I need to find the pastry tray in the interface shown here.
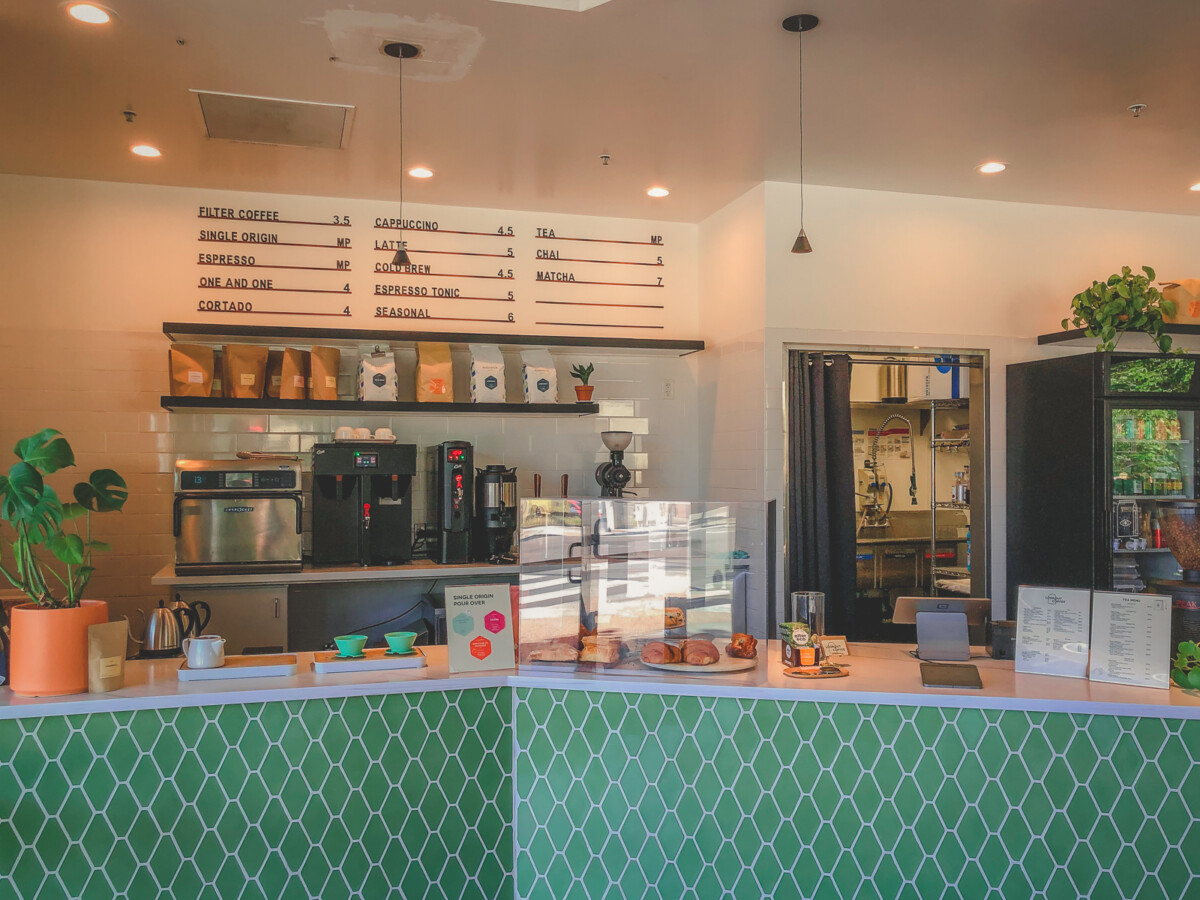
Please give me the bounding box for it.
[312,647,426,673]
[332,437,397,444]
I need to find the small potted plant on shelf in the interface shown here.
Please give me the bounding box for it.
[0,430,128,696]
[1062,265,1180,354]
[570,363,596,403]
[1171,641,1200,691]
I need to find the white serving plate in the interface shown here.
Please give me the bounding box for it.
[311,647,427,673]
[639,655,759,675]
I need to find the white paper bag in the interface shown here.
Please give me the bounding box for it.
[521,349,558,404]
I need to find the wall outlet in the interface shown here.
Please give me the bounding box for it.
[662,379,675,400]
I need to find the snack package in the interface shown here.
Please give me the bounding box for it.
[280,348,310,400]
[168,344,214,397]
[521,349,558,403]
[358,352,398,401]
[309,346,341,400]
[468,344,506,403]
[222,345,269,399]
[416,342,454,403]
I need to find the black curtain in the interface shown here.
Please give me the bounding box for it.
[787,351,858,636]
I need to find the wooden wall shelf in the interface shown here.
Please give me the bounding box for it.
[160,397,599,416]
[163,322,704,356]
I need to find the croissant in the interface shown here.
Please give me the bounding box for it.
[680,639,720,666]
[641,641,682,664]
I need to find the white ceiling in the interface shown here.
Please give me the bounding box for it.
[2,0,1200,223]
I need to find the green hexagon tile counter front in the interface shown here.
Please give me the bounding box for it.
[3,683,1200,899]
[0,689,514,900]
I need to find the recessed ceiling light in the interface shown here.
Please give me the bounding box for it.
[977,161,1006,174]
[647,187,669,198]
[131,144,161,158]
[66,3,113,24]
[408,166,433,179]
[1190,183,1200,192]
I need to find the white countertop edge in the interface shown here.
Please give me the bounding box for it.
[150,562,521,586]
[503,674,1200,721]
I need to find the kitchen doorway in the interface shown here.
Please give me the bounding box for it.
[786,349,989,642]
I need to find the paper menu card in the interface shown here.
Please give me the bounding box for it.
[1087,591,1172,689]
[446,584,516,674]
[1015,586,1092,679]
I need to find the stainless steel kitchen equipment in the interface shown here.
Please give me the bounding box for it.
[174,459,304,575]
[128,599,196,658]
[473,464,518,563]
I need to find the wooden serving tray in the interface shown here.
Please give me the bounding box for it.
[178,654,298,682]
[311,647,427,673]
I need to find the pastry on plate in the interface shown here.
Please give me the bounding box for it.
[680,639,720,666]
[664,607,685,629]
[579,636,621,665]
[726,633,758,659]
[640,641,683,664]
[527,644,580,662]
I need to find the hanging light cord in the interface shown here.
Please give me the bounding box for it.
[398,50,405,246]
[798,24,805,229]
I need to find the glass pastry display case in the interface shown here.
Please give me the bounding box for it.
[517,499,770,675]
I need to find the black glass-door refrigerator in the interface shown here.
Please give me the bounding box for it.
[1006,353,1200,614]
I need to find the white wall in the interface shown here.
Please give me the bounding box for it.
[0,174,701,620]
[701,180,1200,614]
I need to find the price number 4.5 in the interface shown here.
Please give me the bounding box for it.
[497,268,514,278]
[496,225,515,236]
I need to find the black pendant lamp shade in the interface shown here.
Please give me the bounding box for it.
[784,15,818,254]
[384,41,420,271]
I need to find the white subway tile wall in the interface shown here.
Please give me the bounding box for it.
[0,329,698,620]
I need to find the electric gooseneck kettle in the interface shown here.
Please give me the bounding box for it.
[127,599,196,658]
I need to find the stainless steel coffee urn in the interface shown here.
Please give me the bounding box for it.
[473,465,518,563]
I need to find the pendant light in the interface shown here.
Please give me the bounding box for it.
[783,14,818,254]
[383,41,420,268]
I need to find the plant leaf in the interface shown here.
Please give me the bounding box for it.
[48,533,85,565]
[85,540,111,552]
[2,462,44,522]
[61,502,86,521]
[74,469,128,513]
[1174,669,1191,688]
[13,429,74,475]
[1144,264,1156,281]
[1189,668,1200,690]
[1181,641,1199,659]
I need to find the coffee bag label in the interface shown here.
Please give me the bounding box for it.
[326,376,338,388]
[373,373,386,387]
[187,370,204,383]
[537,378,550,393]
[240,373,256,386]
[99,656,122,678]
[485,375,498,390]
[271,375,282,387]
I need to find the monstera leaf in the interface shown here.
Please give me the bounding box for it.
[48,533,85,565]
[1,462,47,524]
[14,429,74,474]
[74,469,128,513]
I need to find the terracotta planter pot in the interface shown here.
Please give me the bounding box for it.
[9,599,109,697]
[574,384,595,403]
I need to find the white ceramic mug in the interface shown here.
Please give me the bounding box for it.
[374,427,395,441]
[335,426,354,441]
[183,635,226,669]
[352,427,372,440]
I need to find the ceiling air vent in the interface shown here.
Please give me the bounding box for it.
[191,90,355,150]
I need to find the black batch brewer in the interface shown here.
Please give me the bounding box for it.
[432,441,474,564]
[312,442,417,566]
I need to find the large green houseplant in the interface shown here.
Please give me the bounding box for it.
[1062,265,1179,354]
[0,429,127,696]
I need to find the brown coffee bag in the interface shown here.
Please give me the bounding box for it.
[280,348,310,400]
[211,348,225,397]
[265,349,285,399]
[168,344,214,397]
[223,344,269,399]
[416,342,454,403]
[88,621,127,693]
[309,346,341,400]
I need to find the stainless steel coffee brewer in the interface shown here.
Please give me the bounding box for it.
[473,465,517,563]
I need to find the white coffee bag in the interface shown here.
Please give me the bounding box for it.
[469,344,506,403]
[358,352,398,401]
[521,349,558,403]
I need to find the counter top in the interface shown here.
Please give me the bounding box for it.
[855,536,966,545]
[4,642,1198,722]
[151,559,521,586]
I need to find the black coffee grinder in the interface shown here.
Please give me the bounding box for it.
[473,465,518,563]
[1155,501,1200,649]
[595,430,633,497]
[432,441,473,564]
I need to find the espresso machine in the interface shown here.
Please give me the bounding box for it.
[473,464,518,563]
[432,441,474,564]
[595,430,633,497]
[312,442,417,566]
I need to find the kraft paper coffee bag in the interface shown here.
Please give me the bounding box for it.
[416,342,454,403]
[309,346,341,400]
[168,344,214,397]
[265,349,285,399]
[223,344,269,399]
[280,348,310,401]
